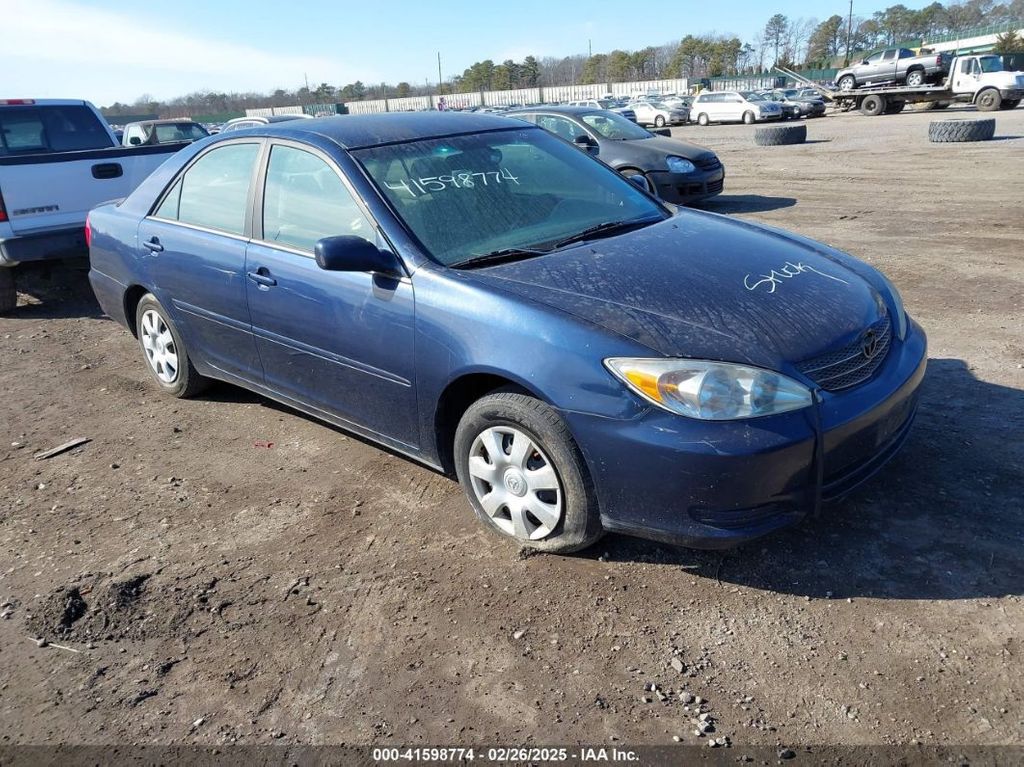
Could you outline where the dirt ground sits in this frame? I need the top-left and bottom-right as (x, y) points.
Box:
(1, 105), (1022, 750)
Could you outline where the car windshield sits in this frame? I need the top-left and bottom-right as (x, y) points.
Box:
(597, 100), (617, 109)
(580, 111), (653, 140)
(978, 56), (1004, 73)
(354, 127), (667, 267)
(648, 101), (670, 109)
(782, 89), (801, 98)
(153, 123), (210, 143)
(740, 91), (765, 101)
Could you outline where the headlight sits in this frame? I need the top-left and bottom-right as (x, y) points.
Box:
(666, 156), (696, 174)
(877, 273), (908, 339)
(605, 358), (813, 420)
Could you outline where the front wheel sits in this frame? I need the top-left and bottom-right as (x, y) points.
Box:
(697, 112), (709, 126)
(742, 110), (756, 124)
(454, 391), (602, 554)
(654, 115), (666, 127)
(976, 88), (1002, 112)
(135, 293), (210, 398)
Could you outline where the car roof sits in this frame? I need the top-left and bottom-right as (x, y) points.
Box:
(126, 118), (201, 126)
(254, 111), (534, 150)
(510, 105), (603, 116)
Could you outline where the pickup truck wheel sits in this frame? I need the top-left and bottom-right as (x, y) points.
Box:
(753, 124), (807, 146)
(976, 88), (1002, 112)
(454, 391), (602, 554)
(860, 94), (887, 116)
(838, 75), (856, 91)
(999, 99), (1020, 110)
(905, 70), (925, 87)
(928, 118), (996, 143)
(884, 100), (906, 114)
(135, 294), (210, 398)
(0, 268), (16, 314)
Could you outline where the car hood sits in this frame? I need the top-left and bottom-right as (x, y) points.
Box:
(467, 212), (885, 370)
(621, 135), (718, 164)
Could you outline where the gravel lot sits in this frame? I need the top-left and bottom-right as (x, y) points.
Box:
(1, 106), (1022, 748)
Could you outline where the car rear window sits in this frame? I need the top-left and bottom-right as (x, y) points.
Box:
(0, 105), (113, 155)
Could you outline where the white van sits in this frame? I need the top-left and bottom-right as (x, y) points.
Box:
(691, 91), (783, 125)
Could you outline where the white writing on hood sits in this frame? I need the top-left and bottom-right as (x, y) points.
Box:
(744, 261), (849, 294)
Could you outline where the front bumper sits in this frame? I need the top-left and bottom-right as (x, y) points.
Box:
(0, 226), (88, 266)
(647, 167), (725, 204)
(562, 320), (927, 549)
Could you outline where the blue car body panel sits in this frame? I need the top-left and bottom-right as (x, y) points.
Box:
(86, 113), (927, 548)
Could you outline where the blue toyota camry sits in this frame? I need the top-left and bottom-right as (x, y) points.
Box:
(87, 113), (926, 553)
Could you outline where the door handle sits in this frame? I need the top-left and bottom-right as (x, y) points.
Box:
(246, 269), (277, 288)
(143, 237), (163, 253)
(92, 162), (124, 180)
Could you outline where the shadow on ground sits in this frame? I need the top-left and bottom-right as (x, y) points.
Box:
(698, 194), (797, 214)
(3, 260), (105, 320)
(596, 358), (1024, 601)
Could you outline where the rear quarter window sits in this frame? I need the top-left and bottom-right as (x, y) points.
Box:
(0, 105), (113, 155)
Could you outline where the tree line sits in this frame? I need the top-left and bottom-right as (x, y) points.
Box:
(103, 0), (1023, 117)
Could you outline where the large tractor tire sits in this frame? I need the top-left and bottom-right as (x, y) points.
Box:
(928, 118), (996, 143)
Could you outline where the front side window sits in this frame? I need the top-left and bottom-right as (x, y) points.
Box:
(158, 142), (259, 235)
(866, 52), (883, 63)
(882, 49), (897, 61)
(354, 127), (667, 267)
(581, 111), (651, 140)
(262, 144), (372, 252)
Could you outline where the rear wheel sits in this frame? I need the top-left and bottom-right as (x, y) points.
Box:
(860, 94), (887, 116)
(976, 88), (1002, 112)
(742, 110), (756, 125)
(697, 112), (709, 126)
(454, 391), (602, 554)
(838, 75), (856, 91)
(0, 268), (15, 314)
(905, 69), (925, 87)
(654, 115), (666, 127)
(884, 100), (905, 114)
(135, 293), (210, 398)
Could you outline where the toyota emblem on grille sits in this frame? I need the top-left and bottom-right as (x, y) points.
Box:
(860, 330), (880, 359)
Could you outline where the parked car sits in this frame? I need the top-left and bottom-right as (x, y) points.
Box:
(0, 99), (195, 312)
(632, 100), (689, 127)
(566, 99), (637, 122)
(122, 119), (210, 146)
(766, 89), (827, 118)
(221, 114), (315, 132)
(511, 106), (722, 204)
(691, 91), (783, 125)
(88, 112), (925, 553)
(835, 47), (953, 90)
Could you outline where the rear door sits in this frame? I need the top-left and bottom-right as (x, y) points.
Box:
(244, 141), (418, 443)
(137, 140), (263, 382)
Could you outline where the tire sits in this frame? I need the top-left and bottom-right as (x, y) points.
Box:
(454, 391), (602, 554)
(134, 293), (210, 398)
(976, 88), (1002, 112)
(905, 69), (924, 87)
(999, 99), (1020, 110)
(753, 123), (807, 146)
(838, 75), (856, 91)
(860, 94), (887, 116)
(654, 115), (666, 127)
(0, 268), (16, 314)
(697, 112), (709, 126)
(934, 101), (951, 109)
(884, 100), (905, 114)
(928, 118), (996, 143)
(742, 110), (755, 125)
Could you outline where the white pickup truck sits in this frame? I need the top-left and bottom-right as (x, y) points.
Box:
(0, 99), (188, 312)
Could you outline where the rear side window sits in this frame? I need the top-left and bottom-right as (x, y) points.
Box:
(261, 144), (372, 252)
(0, 105), (112, 155)
(157, 143), (259, 235)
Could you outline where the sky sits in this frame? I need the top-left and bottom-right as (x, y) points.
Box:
(6, 0), (901, 106)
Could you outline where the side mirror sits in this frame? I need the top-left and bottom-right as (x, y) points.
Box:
(861, 60), (870, 65)
(573, 134), (599, 156)
(314, 235), (403, 276)
(652, 127), (671, 137)
(129, 136), (142, 145)
(627, 174), (653, 194)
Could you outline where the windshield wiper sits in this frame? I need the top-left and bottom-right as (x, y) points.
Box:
(450, 246), (550, 270)
(552, 217), (660, 250)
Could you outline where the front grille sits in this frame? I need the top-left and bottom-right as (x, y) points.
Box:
(706, 178), (724, 194)
(797, 316), (892, 391)
(694, 155), (722, 172)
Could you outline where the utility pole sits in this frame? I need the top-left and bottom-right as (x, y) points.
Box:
(845, 0), (854, 67)
(588, 38), (592, 58)
(437, 52), (443, 95)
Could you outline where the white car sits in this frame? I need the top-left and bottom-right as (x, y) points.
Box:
(691, 91), (783, 125)
(632, 100), (689, 127)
